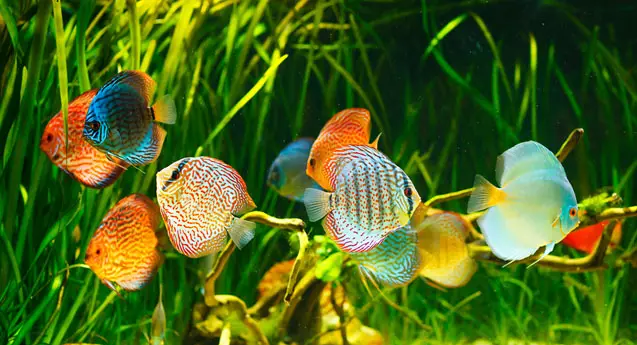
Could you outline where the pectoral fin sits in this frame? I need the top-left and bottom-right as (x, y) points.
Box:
(552, 214), (565, 236)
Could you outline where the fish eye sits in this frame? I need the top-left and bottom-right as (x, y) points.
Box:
(96, 249), (101, 255)
(309, 158), (316, 168)
(88, 121), (100, 131)
(52, 153), (60, 161)
(569, 207), (577, 218)
(171, 169), (180, 180)
(46, 133), (53, 142)
(404, 187), (413, 198)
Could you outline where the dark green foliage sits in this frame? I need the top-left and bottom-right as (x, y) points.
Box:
(0, 0), (635, 344)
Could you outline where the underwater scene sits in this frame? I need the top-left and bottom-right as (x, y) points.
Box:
(0, 0), (636, 344)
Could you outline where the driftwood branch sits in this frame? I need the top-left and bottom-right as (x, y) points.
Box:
(330, 284), (350, 345)
(213, 295), (270, 345)
(204, 211), (307, 306)
(468, 221), (618, 272)
(278, 267), (322, 338)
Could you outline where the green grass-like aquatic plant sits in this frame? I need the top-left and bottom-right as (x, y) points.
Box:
(1, 0), (636, 344)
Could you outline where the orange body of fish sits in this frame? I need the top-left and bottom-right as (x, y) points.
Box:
(40, 89), (129, 188)
(306, 108), (380, 191)
(85, 194), (164, 292)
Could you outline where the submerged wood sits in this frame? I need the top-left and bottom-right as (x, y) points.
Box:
(204, 211), (307, 306)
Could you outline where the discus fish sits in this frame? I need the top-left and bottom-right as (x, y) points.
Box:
(351, 225), (421, 288)
(85, 194), (164, 292)
(40, 89), (129, 188)
(467, 140), (580, 265)
(267, 137), (322, 202)
(416, 212), (477, 288)
(82, 70), (177, 166)
(156, 156), (257, 258)
(257, 259), (295, 299)
(562, 220), (623, 254)
(307, 108), (381, 191)
(304, 145), (421, 252)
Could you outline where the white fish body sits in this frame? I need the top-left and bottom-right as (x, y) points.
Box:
(467, 141), (580, 264)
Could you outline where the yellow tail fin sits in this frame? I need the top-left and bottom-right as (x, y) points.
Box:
(467, 174), (506, 213)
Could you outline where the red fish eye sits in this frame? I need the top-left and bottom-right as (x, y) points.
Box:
(96, 249), (101, 255)
(569, 208), (577, 217)
(89, 121), (100, 131)
(171, 170), (180, 180)
(52, 154), (60, 161)
(46, 133), (53, 142)
(404, 187), (413, 197)
(309, 158), (316, 168)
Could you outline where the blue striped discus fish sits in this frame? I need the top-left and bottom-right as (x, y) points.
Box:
(351, 225), (421, 287)
(156, 157), (257, 258)
(304, 145), (421, 252)
(82, 70), (177, 166)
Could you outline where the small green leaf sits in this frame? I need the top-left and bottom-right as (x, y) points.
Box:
(315, 252), (345, 282)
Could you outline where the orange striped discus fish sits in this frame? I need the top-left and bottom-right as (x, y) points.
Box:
(156, 157), (257, 258)
(40, 89), (129, 188)
(416, 212), (477, 288)
(307, 108), (380, 191)
(351, 225), (421, 287)
(85, 194), (164, 292)
(304, 145), (421, 252)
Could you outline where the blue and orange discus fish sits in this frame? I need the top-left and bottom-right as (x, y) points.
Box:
(351, 225), (421, 288)
(82, 70), (177, 166)
(304, 145), (421, 252)
(85, 194), (164, 292)
(267, 137), (322, 202)
(468, 141), (580, 265)
(40, 89), (129, 188)
(156, 157), (257, 258)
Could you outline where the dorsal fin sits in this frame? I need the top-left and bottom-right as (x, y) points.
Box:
(106, 70), (156, 104)
(496, 141), (565, 186)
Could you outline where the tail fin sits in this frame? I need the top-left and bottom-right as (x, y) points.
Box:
(467, 175), (505, 213)
(152, 94), (177, 124)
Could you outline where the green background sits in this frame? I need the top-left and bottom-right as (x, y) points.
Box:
(0, 0), (635, 344)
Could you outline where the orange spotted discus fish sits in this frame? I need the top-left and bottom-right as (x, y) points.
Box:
(40, 89), (129, 188)
(156, 157), (257, 258)
(82, 70), (177, 166)
(416, 212), (477, 288)
(307, 108), (380, 191)
(304, 145), (421, 252)
(351, 225), (421, 288)
(85, 194), (164, 292)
